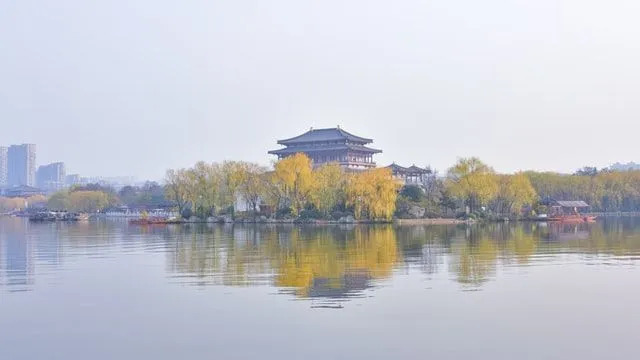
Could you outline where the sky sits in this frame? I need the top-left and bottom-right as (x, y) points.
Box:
(1, 0), (639, 181)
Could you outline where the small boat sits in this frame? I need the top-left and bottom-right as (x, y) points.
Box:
(547, 215), (597, 223)
(129, 217), (182, 225)
(546, 201), (597, 223)
(29, 211), (88, 222)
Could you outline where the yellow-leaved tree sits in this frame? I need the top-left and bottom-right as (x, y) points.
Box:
(272, 153), (315, 216)
(219, 161), (249, 211)
(346, 168), (400, 220)
(237, 163), (268, 213)
(68, 191), (110, 213)
(310, 163), (346, 217)
(446, 157), (499, 212)
(164, 168), (191, 215)
(493, 173), (537, 215)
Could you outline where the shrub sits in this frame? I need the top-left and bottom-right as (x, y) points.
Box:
(275, 207), (293, 219)
(400, 185), (424, 202)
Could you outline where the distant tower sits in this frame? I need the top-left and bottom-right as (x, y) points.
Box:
(37, 162), (66, 191)
(0, 146), (7, 187)
(8, 144), (36, 187)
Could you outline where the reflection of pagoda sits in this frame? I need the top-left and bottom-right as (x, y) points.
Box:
(306, 271), (371, 299)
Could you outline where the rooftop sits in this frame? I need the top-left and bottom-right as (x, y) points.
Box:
(555, 200), (590, 208)
(387, 163), (431, 174)
(268, 143), (381, 156)
(278, 127), (373, 145)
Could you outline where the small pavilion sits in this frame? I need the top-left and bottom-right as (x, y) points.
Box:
(386, 163), (432, 185)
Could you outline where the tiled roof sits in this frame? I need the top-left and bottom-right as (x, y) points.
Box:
(268, 143), (382, 155)
(386, 163), (431, 174)
(278, 128), (373, 145)
(555, 200), (590, 207)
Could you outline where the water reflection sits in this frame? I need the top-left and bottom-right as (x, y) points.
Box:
(165, 225), (400, 303)
(2, 217), (640, 301)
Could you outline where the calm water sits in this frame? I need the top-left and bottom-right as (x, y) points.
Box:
(1, 217), (639, 359)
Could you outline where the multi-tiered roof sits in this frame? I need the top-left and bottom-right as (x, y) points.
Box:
(268, 127), (381, 170)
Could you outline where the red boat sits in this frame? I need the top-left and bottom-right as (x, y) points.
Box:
(546, 201), (597, 223)
(547, 215), (597, 223)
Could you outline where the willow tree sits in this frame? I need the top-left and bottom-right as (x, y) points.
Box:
(237, 163), (268, 213)
(68, 191), (110, 213)
(165, 168), (191, 215)
(218, 161), (248, 211)
(310, 163), (346, 217)
(446, 157), (499, 213)
(491, 173), (537, 215)
(272, 153), (315, 216)
(346, 168), (400, 220)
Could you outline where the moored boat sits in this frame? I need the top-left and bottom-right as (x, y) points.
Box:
(545, 200), (597, 223)
(547, 215), (597, 223)
(29, 211), (88, 222)
(129, 217), (182, 225)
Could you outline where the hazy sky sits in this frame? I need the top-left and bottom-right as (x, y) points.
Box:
(2, 0), (639, 180)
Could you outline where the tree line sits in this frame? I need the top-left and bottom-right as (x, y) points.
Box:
(45, 182), (169, 213)
(164, 153), (400, 221)
(398, 158), (640, 219)
(6, 154), (640, 219)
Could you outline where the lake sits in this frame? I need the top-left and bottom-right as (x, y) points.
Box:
(1, 217), (639, 359)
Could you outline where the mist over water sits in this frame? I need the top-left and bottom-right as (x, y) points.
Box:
(1, 218), (639, 359)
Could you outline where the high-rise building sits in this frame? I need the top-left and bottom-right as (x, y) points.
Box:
(0, 146), (7, 187)
(65, 174), (81, 187)
(37, 162), (66, 191)
(8, 144), (36, 187)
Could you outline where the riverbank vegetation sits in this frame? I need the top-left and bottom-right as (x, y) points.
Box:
(6, 154), (640, 222)
(163, 153), (400, 221)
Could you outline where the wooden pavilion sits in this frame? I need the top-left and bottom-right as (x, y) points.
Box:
(386, 163), (432, 185)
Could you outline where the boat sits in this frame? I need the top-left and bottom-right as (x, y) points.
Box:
(29, 211), (88, 222)
(129, 217), (182, 225)
(545, 201), (597, 223)
(547, 215), (597, 223)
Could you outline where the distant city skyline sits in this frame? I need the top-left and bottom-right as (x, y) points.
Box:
(7, 144), (36, 187)
(0, 137), (636, 184)
(2, 1), (640, 180)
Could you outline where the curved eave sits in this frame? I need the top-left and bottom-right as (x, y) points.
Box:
(277, 128), (374, 145)
(268, 144), (382, 156)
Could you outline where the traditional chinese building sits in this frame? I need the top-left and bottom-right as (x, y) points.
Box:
(268, 127), (382, 170)
(386, 163), (432, 185)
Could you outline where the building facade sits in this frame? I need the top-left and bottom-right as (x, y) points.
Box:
(0, 146), (7, 187)
(8, 144), (36, 187)
(65, 174), (81, 187)
(37, 162), (66, 191)
(268, 127), (382, 170)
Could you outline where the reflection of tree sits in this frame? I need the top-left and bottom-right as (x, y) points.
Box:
(533, 219), (640, 256)
(450, 228), (497, 286)
(4, 217), (640, 298)
(159, 218), (640, 295)
(273, 226), (400, 297)
(165, 225), (401, 299)
(505, 226), (538, 264)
